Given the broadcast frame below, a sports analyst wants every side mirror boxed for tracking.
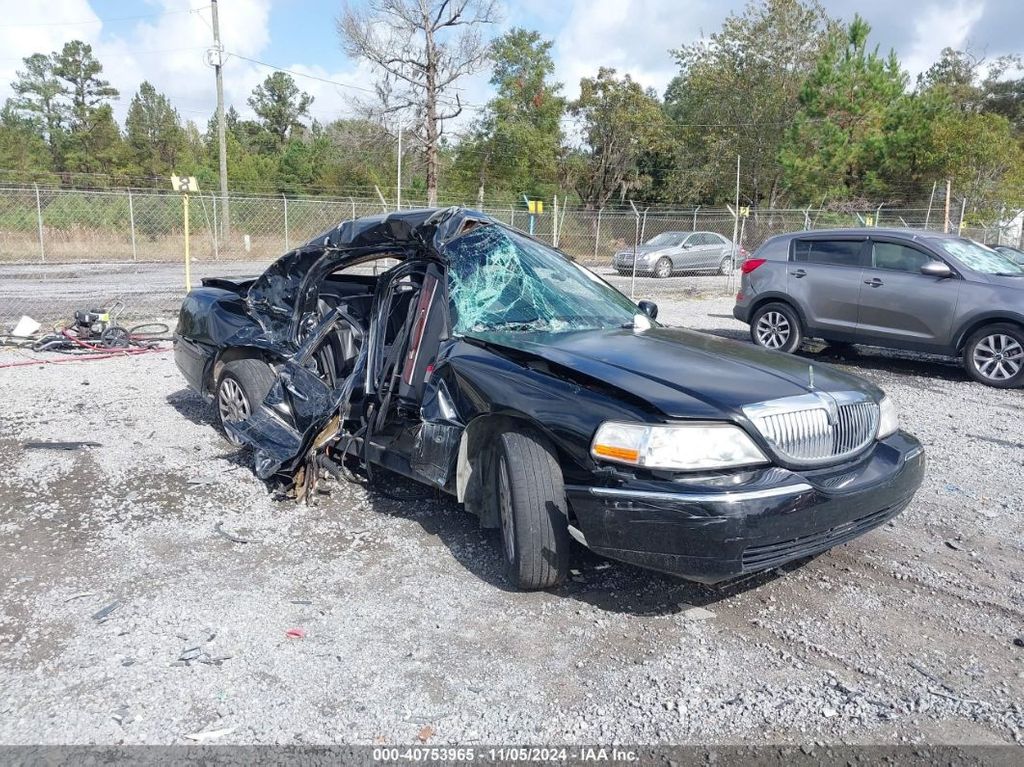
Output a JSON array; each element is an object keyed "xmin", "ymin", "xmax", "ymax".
[
  {"xmin": 637, "ymin": 300, "xmax": 659, "ymax": 320},
  {"xmin": 680, "ymin": 242, "xmax": 691, "ymax": 250},
  {"xmin": 920, "ymin": 261, "xmax": 952, "ymax": 279}
]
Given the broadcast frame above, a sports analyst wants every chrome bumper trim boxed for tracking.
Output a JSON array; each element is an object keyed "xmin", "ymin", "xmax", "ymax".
[{"xmin": 565, "ymin": 483, "xmax": 813, "ymax": 504}]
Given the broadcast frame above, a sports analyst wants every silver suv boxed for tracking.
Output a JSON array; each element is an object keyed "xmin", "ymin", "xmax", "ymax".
[{"xmin": 733, "ymin": 228, "xmax": 1024, "ymax": 388}]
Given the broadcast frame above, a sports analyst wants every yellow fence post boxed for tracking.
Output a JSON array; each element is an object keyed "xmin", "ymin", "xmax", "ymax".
[
  {"xmin": 171, "ymin": 175, "xmax": 200, "ymax": 293},
  {"xmin": 183, "ymin": 192, "xmax": 191, "ymax": 292}
]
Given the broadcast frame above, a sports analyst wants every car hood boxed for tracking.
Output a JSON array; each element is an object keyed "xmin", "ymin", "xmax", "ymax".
[
  {"xmin": 474, "ymin": 326, "xmax": 879, "ymax": 419},
  {"xmin": 974, "ymin": 272, "xmax": 1024, "ymax": 289}
]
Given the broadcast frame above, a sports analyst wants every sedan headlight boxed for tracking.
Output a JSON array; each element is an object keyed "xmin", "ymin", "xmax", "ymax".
[
  {"xmin": 591, "ymin": 421, "xmax": 768, "ymax": 471},
  {"xmin": 877, "ymin": 396, "xmax": 899, "ymax": 439}
]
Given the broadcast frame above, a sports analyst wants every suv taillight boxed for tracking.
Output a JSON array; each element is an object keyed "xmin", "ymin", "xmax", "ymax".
[{"xmin": 740, "ymin": 258, "xmax": 766, "ymax": 274}]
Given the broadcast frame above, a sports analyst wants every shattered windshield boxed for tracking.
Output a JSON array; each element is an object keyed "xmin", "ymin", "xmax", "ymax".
[
  {"xmin": 446, "ymin": 225, "xmax": 640, "ymax": 335},
  {"xmin": 932, "ymin": 239, "xmax": 1024, "ymax": 276}
]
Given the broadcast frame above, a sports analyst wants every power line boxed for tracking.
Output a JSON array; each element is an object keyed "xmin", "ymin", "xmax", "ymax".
[
  {"xmin": 225, "ymin": 53, "xmax": 381, "ymax": 97},
  {"xmin": 0, "ymin": 6, "xmax": 210, "ymax": 29},
  {"xmin": 0, "ymin": 46, "xmax": 208, "ymax": 63},
  {"xmin": 225, "ymin": 51, "xmax": 492, "ymax": 113}
]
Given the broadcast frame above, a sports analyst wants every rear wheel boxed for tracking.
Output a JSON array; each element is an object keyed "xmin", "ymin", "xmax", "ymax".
[
  {"xmin": 654, "ymin": 257, "xmax": 672, "ymax": 278},
  {"xmin": 964, "ymin": 324, "xmax": 1024, "ymax": 388},
  {"xmin": 216, "ymin": 358, "xmax": 275, "ymax": 445},
  {"xmin": 750, "ymin": 302, "xmax": 803, "ymax": 354},
  {"xmin": 493, "ymin": 429, "xmax": 571, "ymax": 590}
]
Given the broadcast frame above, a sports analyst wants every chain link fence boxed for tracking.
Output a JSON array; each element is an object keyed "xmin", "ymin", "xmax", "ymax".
[{"xmin": 1, "ymin": 185, "xmax": 1022, "ymax": 328}]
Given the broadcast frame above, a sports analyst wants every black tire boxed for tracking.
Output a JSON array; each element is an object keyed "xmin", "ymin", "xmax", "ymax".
[
  {"xmin": 718, "ymin": 255, "xmax": 734, "ymax": 276},
  {"xmin": 750, "ymin": 302, "xmax": 803, "ymax": 354},
  {"xmin": 963, "ymin": 323, "xmax": 1024, "ymax": 388},
  {"xmin": 654, "ymin": 257, "xmax": 672, "ymax": 278},
  {"xmin": 215, "ymin": 358, "xmax": 276, "ymax": 445},
  {"xmin": 493, "ymin": 429, "xmax": 571, "ymax": 590}
]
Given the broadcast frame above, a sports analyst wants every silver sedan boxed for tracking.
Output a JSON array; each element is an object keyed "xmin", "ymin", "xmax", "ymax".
[{"xmin": 613, "ymin": 231, "xmax": 745, "ymax": 278}]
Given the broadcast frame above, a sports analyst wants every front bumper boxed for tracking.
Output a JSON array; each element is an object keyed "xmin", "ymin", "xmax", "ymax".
[
  {"xmin": 612, "ymin": 254, "xmax": 654, "ymax": 272},
  {"xmin": 565, "ymin": 431, "xmax": 925, "ymax": 583}
]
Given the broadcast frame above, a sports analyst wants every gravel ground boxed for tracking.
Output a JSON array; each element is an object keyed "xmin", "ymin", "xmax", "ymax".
[{"xmin": 1, "ymin": 287, "xmax": 1023, "ymax": 746}]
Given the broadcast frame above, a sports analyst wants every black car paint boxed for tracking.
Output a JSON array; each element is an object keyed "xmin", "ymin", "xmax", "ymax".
[{"xmin": 173, "ymin": 208, "xmax": 925, "ymax": 583}]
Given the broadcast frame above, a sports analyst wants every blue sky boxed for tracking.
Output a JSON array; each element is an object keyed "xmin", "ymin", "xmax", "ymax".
[{"xmin": 0, "ymin": 0, "xmax": 1021, "ymax": 129}]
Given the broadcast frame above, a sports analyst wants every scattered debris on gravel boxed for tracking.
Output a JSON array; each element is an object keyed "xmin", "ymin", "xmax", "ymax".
[{"xmin": 1, "ymin": 286, "xmax": 1022, "ymax": 745}]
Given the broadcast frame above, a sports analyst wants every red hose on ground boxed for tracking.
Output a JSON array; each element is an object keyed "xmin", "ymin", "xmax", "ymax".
[{"xmin": 0, "ymin": 329, "xmax": 169, "ymax": 369}]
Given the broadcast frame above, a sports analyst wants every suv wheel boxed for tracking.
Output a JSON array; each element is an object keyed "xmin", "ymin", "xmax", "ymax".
[
  {"xmin": 750, "ymin": 302, "xmax": 803, "ymax": 354},
  {"xmin": 493, "ymin": 429, "xmax": 571, "ymax": 590},
  {"xmin": 654, "ymin": 257, "xmax": 672, "ymax": 278},
  {"xmin": 964, "ymin": 324, "xmax": 1024, "ymax": 388}
]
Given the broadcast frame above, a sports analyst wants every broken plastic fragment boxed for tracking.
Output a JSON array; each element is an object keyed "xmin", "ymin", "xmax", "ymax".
[{"xmin": 12, "ymin": 315, "xmax": 40, "ymax": 338}]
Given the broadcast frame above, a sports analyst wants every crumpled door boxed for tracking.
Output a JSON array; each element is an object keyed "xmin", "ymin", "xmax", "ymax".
[{"xmin": 226, "ymin": 307, "xmax": 364, "ymax": 479}]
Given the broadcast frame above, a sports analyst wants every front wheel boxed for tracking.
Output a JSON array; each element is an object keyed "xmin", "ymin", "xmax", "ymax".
[
  {"xmin": 750, "ymin": 302, "xmax": 803, "ymax": 354},
  {"xmin": 493, "ymin": 429, "xmax": 571, "ymax": 590},
  {"xmin": 964, "ymin": 324, "xmax": 1024, "ymax": 388},
  {"xmin": 718, "ymin": 255, "xmax": 734, "ymax": 276},
  {"xmin": 654, "ymin": 257, "xmax": 672, "ymax": 278}
]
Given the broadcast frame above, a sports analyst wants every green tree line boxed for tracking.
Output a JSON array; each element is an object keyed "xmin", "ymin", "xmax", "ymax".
[{"xmin": 2, "ymin": 0, "xmax": 1022, "ymax": 214}]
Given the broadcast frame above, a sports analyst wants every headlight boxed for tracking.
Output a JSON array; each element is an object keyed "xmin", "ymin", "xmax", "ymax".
[
  {"xmin": 877, "ymin": 396, "xmax": 899, "ymax": 439},
  {"xmin": 591, "ymin": 421, "xmax": 768, "ymax": 471}
]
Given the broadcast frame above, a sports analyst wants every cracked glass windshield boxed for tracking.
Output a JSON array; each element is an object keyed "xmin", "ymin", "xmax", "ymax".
[
  {"xmin": 446, "ymin": 224, "xmax": 640, "ymax": 335},
  {"xmin": 932, "ymin": 239, "xmax": 1024, "ymax": 276}
]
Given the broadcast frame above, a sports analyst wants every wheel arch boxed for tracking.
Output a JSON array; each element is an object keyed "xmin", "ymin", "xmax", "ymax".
[
  {"xmin": 953, "ymin": 313, "xmax": 1024, "ymax": 353},
  {"xmin": 748, "ymin": 293, "xmax": 808, "ymax": 331},
  {"xmin": 455, "ymin": 411, "xmax": 577, "ymax": 529},
  {"xmin": 207, "ymin": 345, "xmax": 278, "ymax": 396}
]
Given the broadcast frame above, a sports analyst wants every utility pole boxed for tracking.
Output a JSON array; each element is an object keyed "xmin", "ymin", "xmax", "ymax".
[
  {"xmin": 731, "ymin": 155, "xmax": 741, "ymax": 248},
  {"xmin": 943, "ymin": 178, "xmax": 951, "ymax": 234},
  {"xmin": 211, "ymin": 0, "xmax": 230, "ymax": 240}
]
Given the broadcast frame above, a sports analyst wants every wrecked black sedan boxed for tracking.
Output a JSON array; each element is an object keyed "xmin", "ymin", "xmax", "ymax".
[{"xmin": 174, "ymin": 208, "xmax": 925, "ymax": 590}]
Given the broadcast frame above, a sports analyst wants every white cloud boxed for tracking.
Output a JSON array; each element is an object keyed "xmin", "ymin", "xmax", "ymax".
[
  {"xmin": 0, "ymin": 0, "xmax": 102, "ymax": 105},
  {"xmin": 902, "ymin": 0, "xmax": 986, "ymax": 78},
  {"xmin": 0, "ymin": 0, "xmax": 369, "ymax": 128},
  {"xmin": 553, "ymin": 0, "xmax": 722, "ymax": 98}
]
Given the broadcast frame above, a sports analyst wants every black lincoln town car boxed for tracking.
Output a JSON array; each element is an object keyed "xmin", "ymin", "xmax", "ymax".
[{"xmin": 173, "ymin": 208, "xmax": 925, "ymax": 590}]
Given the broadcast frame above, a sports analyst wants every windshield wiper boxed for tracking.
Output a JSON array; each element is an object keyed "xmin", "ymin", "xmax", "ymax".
[{"xmin": 475, "ymin": 319, "xmax": 550, "ymax": 332}]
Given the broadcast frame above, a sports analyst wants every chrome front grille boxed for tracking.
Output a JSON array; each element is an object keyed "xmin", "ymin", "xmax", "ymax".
[{"xmin": 743, "ymin": 392, "xmax": 879, "ymax": 466}]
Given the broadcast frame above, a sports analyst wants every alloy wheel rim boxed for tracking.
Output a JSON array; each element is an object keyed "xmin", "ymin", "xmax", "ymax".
[
  {"xmin": 497, "ymin": 457, "xmax": 515, "ymax": 564},
  {"xmin": 973, "ymin": 333, "xmax": 1024, "ymax": 381},
  {"xmin": 218, "ymin": 378, "xmax": 250, "ymax": 424},
  {"xmin": 720, "ymin": 257, "xmax": 733, "ymax": 275},
  {"xmin": 656, "ymin": 259, "xmax": 671, "ymax": 277},
  {"xmin": 755, "ymin": 311, "xmax": 791, "ymax": 349}
]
